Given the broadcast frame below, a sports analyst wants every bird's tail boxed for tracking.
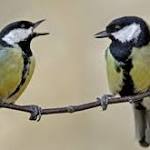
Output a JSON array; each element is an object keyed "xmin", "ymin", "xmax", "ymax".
[{"xmin": 133, "ymin": 103, "xmax": 150, "ymax": 147}]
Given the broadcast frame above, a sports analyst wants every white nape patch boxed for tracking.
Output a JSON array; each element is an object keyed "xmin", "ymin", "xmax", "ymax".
[
  {"xmin": 112, "ymin": 23, "xmax": 141, "ymax": 43},
  {"xmin": 2, "ymin": 27, "xmax": 33, "ymax": 46}
]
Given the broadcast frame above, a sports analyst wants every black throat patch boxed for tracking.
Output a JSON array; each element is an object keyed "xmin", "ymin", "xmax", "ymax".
[
  {"xmin": 110, "ymin": 41, "xmax": 133, "ymax": 62},
  {"xmin": 18, "ymin": 40, "xmax": 32, "ymax": 57}
]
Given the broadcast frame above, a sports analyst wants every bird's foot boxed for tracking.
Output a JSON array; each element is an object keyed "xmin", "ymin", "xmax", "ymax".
[
  {"xmin": 0, "ymin": 103, "xmax": 42, "ymax": 121},
  {"xmin": 128, "ymin": 96, "xmax": 142, "ymax": 104},
  {"xmin": 23, "ymin": 105, "xmax": 42, "ymax": 121},
  {"xmin": 97, "ymin": 94, "xmax": 113, "ymax": 111},
  {"xmin": 128, "ymin": 97, "xmax": 134, "ymax": 104}
]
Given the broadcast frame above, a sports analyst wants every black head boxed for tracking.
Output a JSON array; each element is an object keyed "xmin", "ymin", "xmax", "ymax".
[
  {"xmin": 0, "ymin": 19, "xmax": 49, "ymax": 48},
  {"xmin": 95, "ymin": 16, "xmax": 150, "ymax": 47}
]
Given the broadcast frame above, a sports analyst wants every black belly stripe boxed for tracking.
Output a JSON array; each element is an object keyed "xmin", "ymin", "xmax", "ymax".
[
  {"xmin": 8, "ymin": 53, "xmax": 30, "ymax": 98},
  {"xmin": 117, "ymin": 59, "xmax": 145, "ymax": 109},
  {"xmin": 109, "ymin": 41, "xmax": 135, "ymax": 96},
  {"xmin": 119, "ymin": 58, "xmax": 135, "ymax": 96}
]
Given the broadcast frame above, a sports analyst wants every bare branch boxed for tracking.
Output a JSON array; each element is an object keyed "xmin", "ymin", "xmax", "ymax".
[{"xmin": 0, "ymin": 90, "xmax": 150, "ymax": 120}]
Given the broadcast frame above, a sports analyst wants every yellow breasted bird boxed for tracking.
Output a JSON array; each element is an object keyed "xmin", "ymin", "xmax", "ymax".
[
  {"xmin": 0, "ymin": 19, "xmax": 49, "ymax": 120},
  {"xmin": 95, "ymin": 16, "xmax": 150, "ymax": 147}
]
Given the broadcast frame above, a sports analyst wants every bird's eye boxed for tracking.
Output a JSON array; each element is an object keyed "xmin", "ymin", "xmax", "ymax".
[
  {"xmin": 21, "ymin": 24, "xmax": 25, "ymax": 28},
  {"xmin": 115, "ymin": 25, "xmax": 121, "ymax": 30}
]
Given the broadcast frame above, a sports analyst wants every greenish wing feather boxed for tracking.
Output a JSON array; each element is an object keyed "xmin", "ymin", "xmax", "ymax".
[{"xmin": 130, "ymin": 45, "xmax": 150, "ymax": 93}]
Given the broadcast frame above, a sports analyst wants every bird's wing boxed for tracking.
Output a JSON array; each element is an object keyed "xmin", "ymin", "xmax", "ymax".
[{"xmin": 130, "ymin": 45, "xmax": 150, "ymax": 93}]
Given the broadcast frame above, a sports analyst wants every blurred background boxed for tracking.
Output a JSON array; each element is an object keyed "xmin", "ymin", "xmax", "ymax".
[{"xmin": 0, "ymin": 0, "xmax": 149, "ymax": 149}]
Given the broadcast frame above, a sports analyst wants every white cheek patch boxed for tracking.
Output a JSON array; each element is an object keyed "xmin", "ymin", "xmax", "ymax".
[
  {"xmin": 2, "ymin": 27, "xmax": 33, "ymax": 46},
  {"xmin": 112, "ymin": 23, "xmax": 141, "ymax": 43}
]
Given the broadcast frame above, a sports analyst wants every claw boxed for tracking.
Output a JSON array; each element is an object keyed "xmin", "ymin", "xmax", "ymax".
[
  {"xmin": 128, "ymin": 97, "xmax": 134, "ymax": 104},
  {"xmin": 97, "ymin": 94, "xmax": 113, "ymax": 111},
  {"xmin": 28, "ymin": 105, "xmax": 42, "ymax": 121},
  {"xmin": 0, "ymin": 103, "xmax": 42, "ymax": 121}
]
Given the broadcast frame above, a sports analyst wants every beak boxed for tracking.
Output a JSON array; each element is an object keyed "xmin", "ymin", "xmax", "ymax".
[
  {"xmin": 32, "ymin": 19, "xmax": 49, "ymax": 37},
  {"xmin": 94, "ymin": 30, "xmax": 110, "ymax": 38}
]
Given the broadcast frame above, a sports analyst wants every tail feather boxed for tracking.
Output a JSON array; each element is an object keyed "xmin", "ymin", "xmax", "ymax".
[
  {"xmin": 133, "ymin": 103, "xmax": 150, "ymax": 147},
  {"xmin": 145, "ymin": 110, "xmax": 150, "ymax": 144}
]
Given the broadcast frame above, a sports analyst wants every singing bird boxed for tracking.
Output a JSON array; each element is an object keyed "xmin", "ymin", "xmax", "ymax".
[
  {"xmin": 95, "ymin": 16, "xmax": 150, "ymax": 147},
  {"xmin": 0, "ymin": 19, "xmax": 49, "ymax": 120}
]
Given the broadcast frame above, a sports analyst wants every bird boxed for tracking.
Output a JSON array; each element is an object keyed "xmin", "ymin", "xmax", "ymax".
[
  {"xmin": 95, "ymin": 16, "xmax": 150, "ymax": 147},
  {"xmin": 0, "ymin": 19, "xmax": 49, "ymax": 121}
]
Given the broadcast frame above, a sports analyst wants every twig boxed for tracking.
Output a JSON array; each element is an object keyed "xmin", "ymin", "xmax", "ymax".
[{"xmin": 0, "ymin": 90, "xmax": 150, "ymax": 120}]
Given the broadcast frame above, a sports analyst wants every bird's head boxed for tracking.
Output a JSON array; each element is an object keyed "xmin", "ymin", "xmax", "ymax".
[
  {"xmin": 0, "ymin": 19, "xmax": 49, "ymax": 48},
  {"xmin": 95, "ymin": 16, "xmax": 150, "ymax": 47}
]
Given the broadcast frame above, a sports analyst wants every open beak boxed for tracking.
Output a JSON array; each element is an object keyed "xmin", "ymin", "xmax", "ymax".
[
  {"xmin": 94, "ymin": 30, "xmax": 110, "ymax": 38},
  {"xmin": 33, "ymin": 19, "xmax": 49, "ymax": 37}
]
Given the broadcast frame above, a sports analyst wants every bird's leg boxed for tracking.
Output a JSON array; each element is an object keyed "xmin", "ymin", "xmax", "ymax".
[
  {"xmin": 128, "ymin": 96, "xmax": 134, "ymax": 104},
  {"xmin": 97, "ymin": 94, "xmax": 113, "ymax": 110},
  {"xmin": 0, "ymin": 103, "xmax": 42, "ymax": 121},
  {"xmin": 21, "ymin": 104, "xmax": 42, "ymax": 121}
]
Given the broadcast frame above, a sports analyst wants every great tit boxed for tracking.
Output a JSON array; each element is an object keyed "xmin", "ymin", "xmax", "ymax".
[
  {"xmin": 95, "ymin": 16, "xmax": 150, "ymax": 147},
  {"xmin": 0, "ymin": 19, "xmax": 49, "ymax": 120}
]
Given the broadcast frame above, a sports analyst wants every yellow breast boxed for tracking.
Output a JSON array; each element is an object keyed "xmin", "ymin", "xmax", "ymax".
[
  {"xmin": 105, "ymin": 48, "xmax": 123, "ymax": 94},
  {"xmin": 0, "ymin": 46, "xmax": 35, "ymax": 103},
  {"xmin": 130, "ymin": 45, "xmax": 150, "ymax": 93},
  {"xmin": 106, "ymin": 44, "xmax": 150, "ymax": 95}
]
